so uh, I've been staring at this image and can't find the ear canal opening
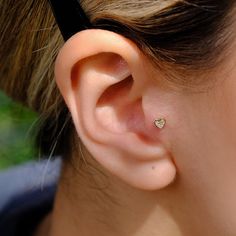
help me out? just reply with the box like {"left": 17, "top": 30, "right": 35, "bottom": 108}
{"left": 96, "top": 75, "right": 151, "bottom": 141}
{"left": 96, "top": 75, "right": 142, "bottom": 134}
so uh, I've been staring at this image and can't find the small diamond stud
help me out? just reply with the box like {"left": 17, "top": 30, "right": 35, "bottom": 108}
{"left": 154, "top": 118, "right": 166, "bottom": 129}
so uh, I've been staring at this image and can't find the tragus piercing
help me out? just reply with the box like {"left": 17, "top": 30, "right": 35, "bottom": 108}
{"left": 154, "top": 118, "right": 166, "bottom": 129}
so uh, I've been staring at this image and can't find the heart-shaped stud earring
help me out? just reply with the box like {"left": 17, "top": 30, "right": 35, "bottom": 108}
{"left": 154, "top": 118, "right": 166, "bottom": 129}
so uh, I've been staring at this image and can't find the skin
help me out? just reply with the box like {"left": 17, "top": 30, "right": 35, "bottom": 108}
{"left": 34, "top": 29, "right": 236, "bottom": 236}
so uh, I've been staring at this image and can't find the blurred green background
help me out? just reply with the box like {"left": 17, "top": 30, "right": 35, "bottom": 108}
{"left": 0, "top": 91, "right": 37, "bottom": 170}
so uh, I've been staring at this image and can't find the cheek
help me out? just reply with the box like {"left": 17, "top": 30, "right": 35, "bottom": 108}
{"left": 170, "top": 76, "right": 236, "bottom": 233}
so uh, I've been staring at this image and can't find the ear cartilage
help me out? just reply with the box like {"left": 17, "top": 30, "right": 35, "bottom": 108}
{"left": 154, "top": 118, "right": 166, "bottom": 129}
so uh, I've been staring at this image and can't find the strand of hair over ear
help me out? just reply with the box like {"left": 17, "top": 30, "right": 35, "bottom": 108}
{"left": 40, "top": 116, "right": 70, "bottom": 190}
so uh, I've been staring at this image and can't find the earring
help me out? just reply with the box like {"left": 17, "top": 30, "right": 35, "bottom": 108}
{"left": 154, "top": 118, "right": 166, "bottom": 129}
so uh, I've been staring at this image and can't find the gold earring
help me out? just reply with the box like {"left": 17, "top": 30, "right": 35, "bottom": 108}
{"left": 154, "top": 118, "right": 166, "bottom": 129}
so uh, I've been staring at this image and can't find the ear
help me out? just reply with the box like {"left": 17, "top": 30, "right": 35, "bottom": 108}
{"left": 54, "top": 29, "right": 177, "bottom": 191}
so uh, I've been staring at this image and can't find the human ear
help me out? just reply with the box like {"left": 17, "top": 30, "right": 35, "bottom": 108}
{"left": 54, "top": 29, "right": 176, "bottom": 191}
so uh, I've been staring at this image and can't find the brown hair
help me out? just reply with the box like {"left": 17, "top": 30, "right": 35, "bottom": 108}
{"left": 0, "top": 0, "right": 235, "bottom": 158}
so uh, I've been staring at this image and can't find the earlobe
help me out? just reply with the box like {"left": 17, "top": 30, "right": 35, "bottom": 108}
{"left": 54, "top": 29, "right": 177, "bottom": 191}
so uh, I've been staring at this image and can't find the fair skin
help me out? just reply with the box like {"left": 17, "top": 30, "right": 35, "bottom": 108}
{"left": 35, "top": 29, "right": 236, "bottom": 236}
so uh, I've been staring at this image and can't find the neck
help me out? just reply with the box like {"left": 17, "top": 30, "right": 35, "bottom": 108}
{"left": 45, "top": 158, "right": 206, "bottom": 236}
